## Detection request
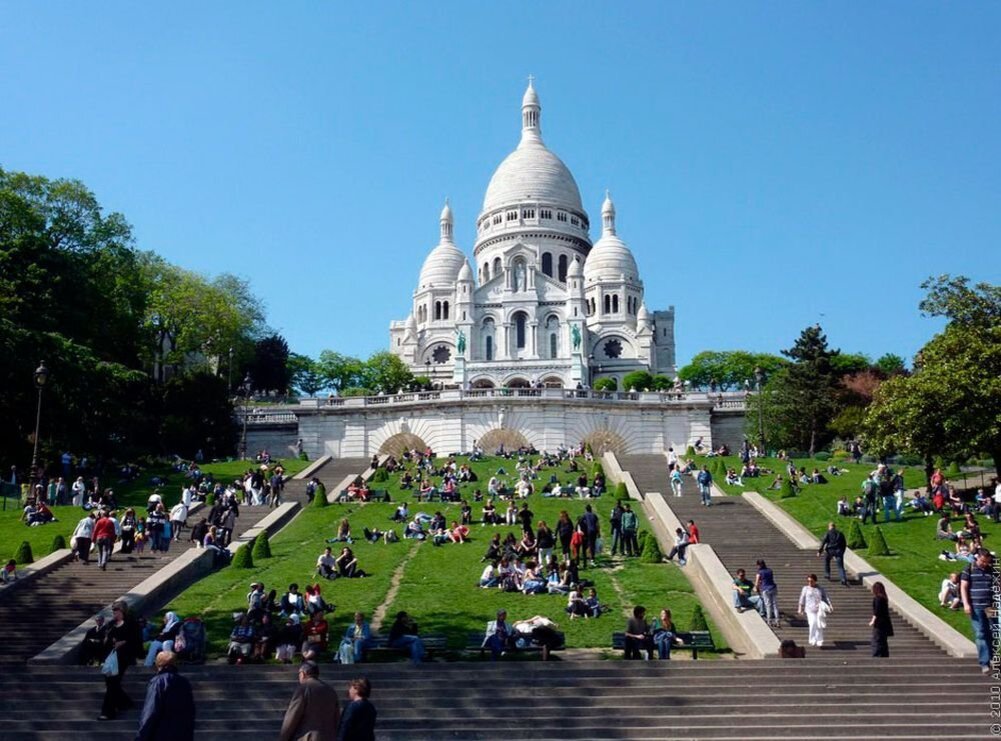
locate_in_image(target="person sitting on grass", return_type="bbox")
[482,499,498,525]
[227,614,255,664]
[301,610,329,655]
[479,561,500,588]
[336,547,362,578]
[517,530,537,560]
[936,514,957,541]
[391,502,409,522]
[521,561,546,594]
[725,468,743,487]
[449,520,470,544]
[275,614,301,663]
[939,572,961,609]
[940,537,975,563]
[836,497,851,517]
[305,584,334,616]
[316,547,338,580]
[281,584,306,617]
[482,533,502,562]
[404,517,426,540]
[326,518,352,544]
[400,470,413,490]
[585,587,603,617]
[566,584,590,619]
[418,479,434,502]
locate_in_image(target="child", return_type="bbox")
[1,559,17,583]
[134,530,146,555]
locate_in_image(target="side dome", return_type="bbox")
[418,242,466,290]
[457,260,473,283]
[583,192,639,284]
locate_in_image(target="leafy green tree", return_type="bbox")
[621,371,653,391]
[678,350,786,390]
[593,377,617,391]
[317,350,364,393]
[361,351,414,394]
[248,334,291,395]
[874,353,907,376]
[830,353,871,376]
[160,371,236,459]
[651,374,674,391]
[288,354,325,397]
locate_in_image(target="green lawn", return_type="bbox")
[698,454,993,638]
[164,455,725,658]
[0,457,311,563]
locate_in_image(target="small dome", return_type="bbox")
[522,79,540,108]
[418,242,466,290]
[567,256,582,277]
[457,260,473,283]
[406,313,417,330]
[636,302,649,323]
[583,193,639,284]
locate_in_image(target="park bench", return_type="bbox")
[364,633,448,660]
[336,489,389,503]
[611,629,715,660]
[466,630,566,659]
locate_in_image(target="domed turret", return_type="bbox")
[583,192,639,284]
[417,199,466,290]
[457,260,473,283]
[567,256,582,278]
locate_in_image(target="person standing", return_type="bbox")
[869,581,894,657]
[169,501,187,543]
[608,501,624,556]
[579,504,600,567]
[72,512,96,563]
[620,504,639,557]
[817,521,848,586]
[135,650,195,740]
[755,559,780,628]
[337,677,376,741]
[961,548,999,674]
[99,601,143,720]
[93,510,117,571]
[670,467,683,497]
[697,466,713,506]
[279,661,341,741]
[797,574,832,648]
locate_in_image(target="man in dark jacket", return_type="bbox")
[817,521,848,586]
[280,661,341,741]
[337,677,376,741]
[135,651,195,741]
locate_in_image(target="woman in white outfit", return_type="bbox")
[797,573,832,647]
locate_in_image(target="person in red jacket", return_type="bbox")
[686,519,701,545]
[93,510,117,571]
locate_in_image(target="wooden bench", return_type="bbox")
[363,633,448,660]
[466,631,566,659]
[611,630,715,659]
[336,489,389,503]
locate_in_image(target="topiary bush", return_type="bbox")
[14,541,33,565]
[312,483,328,507]
[622,371,653,393]
[593,378,617,392]
[592,462,605,478]
[371,467,389,483]
[846,519,867,550]
[946,461,961,476]
[232,544,254,569]
[205,492,216,506]
[639,534,663,563]
[615,482,628,500]
[686,446,696,458]
[780,478,797,499]
[252,533,272,560]
[689,605,709,632]
[814,451,831,461]
[868,526,891,557]
[50,534,67,554]
[636,529,650,553]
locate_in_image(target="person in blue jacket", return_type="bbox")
[135,651,195,741]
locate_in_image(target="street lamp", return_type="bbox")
[239,374,252,460]
[30,361,50,485]
[588,353,595,388]
[754,366,766,454]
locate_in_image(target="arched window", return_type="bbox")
[443,301,449,320]
[541,252,553,277]
[612,295,619,313]
[550,333,558,359]
[482,263,490,282]
[603,295,611,314]
[482,317,495,361]
[485,336,493,361]
[514,312,527,349]
[558,254,568,282]
[493,257,501,278]
[434,301,442,320]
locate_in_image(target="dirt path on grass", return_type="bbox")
[605,562,632,619]
[370,540,421,632]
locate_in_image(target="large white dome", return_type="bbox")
[483,142,583,213]
[418,242,466,290]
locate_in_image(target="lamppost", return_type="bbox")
[754,366,766,454]
[588,353,595,388]
[239,374,252,460]
[30,361,50,486]
[227,347,234,391]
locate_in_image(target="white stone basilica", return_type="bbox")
[390,81,676,390]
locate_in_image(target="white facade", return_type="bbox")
[390,81,676,390]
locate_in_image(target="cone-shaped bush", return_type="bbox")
[946,461,961,476]
[780,478,797,499]
[615,482,628,500]
[232,544,254,569]
[689,605,709,632]
[205,492,215,506]
[846,519,867,549]
[14,541,33,565]
[592,462,605,478]
[868,526,891,557]
[50,534,67,554]
[640,534,663,563]
[312,483,328,507]
[637,530,650,553]
[686,446,696,458]
[252,532,272,560]
[371,467,389,483]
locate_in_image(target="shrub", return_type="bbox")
[831,450,849,461]
[592,462,605,479]
[593,378,617,392]
[252,533,272,560]
[686,446,696,458]
[50,534,67,554]
[689,605,709,632]
[636,530,650,552]
[640,534,663,563]
[232,544,254,569]
[814,451,831,461]
[846,520,867,550]
[622,371,653,392]
[780,479,797,499]
[651,375,673,391]
[14,541,33,565]
[868,527,891,557]
[371,467,389,483]
[298,451,309,461]
[312,483,328,507]
[946,461,961,476]
[615,482,628,500]
[205,492,216,506]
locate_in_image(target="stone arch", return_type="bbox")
[505,376,531,388]
[377,431,429,457]
[582,429,628,457]
[470,377,495,389]
[541,375,564,388]
[478,428,530,452]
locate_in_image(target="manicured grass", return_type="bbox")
[698,454,994,639]
[165,455,725,658]
[0,458,311,563]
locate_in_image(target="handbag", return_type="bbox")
[101,649,119,676]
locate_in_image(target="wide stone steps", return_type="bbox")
[619,455,949,657]
[0,660,989,739]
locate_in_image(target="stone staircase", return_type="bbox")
[0,659,990,739]
[620,454,947,658]
[0,457,367,666]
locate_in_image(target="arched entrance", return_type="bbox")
[478,428,531,453]
[470,378,496,389]
[582,429,628,457]
[506,377,531,388]
[541,375,564,388]
[378,432,429,458]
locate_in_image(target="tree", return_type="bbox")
[248,334,291,395]
[159,371,237,459]
[317,350,363,393]
[865,276,1001,479]
[874,353,907,376]
[678,350,786,390]
[593,377,617,391]
[288,353,325,397]
[621,371,653,392]
[830,353,871,376]
[361,351,414,394]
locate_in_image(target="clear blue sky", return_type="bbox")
[3,2,998,367]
